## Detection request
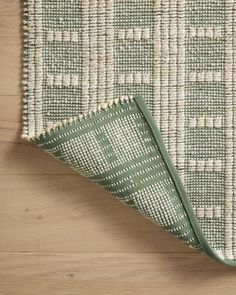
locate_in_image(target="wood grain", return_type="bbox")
[0,0,20,16]
[0,16,21,96]
[0,142,77,174]
[0,95,21,142]
[1,253,236,295]
[0,0,235,294]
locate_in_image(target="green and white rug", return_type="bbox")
[22,0,236,265]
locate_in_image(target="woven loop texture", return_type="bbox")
[22,0,236,265]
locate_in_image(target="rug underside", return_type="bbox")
[22,0,236,265]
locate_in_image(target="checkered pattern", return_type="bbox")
[22,0,236,263]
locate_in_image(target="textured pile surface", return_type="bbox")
[22,0,236,265]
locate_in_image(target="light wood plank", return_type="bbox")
[0,16,21,96]
[0,0,21,16]
[0,142,76,174]
[0,175,192,253]
[0,95,22,143]
[0,252,235,295]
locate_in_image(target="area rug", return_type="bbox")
[22,0,236,265]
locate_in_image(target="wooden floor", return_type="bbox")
[1,1,236,294]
